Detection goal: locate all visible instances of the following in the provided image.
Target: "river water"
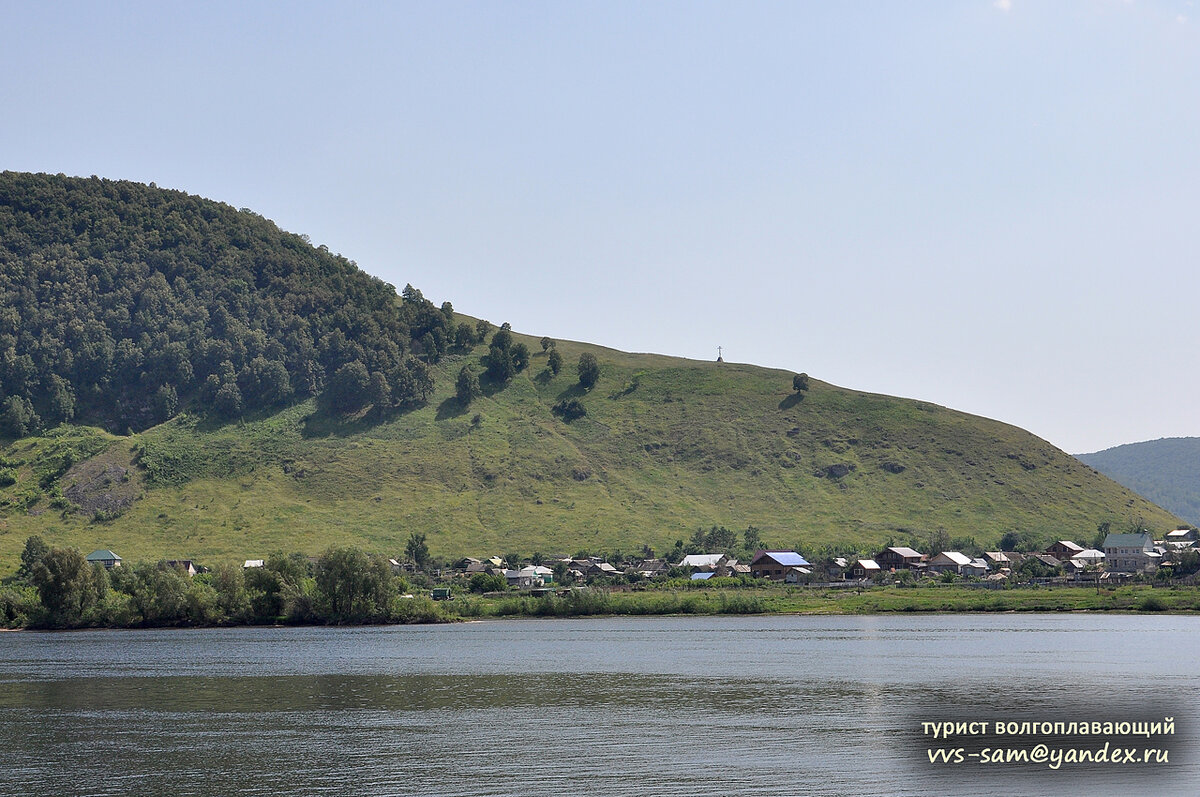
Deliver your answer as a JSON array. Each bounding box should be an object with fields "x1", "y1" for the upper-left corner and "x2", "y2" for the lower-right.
[{"x1": 1, "y1": 614, "x2": 1196, "y2": 796}]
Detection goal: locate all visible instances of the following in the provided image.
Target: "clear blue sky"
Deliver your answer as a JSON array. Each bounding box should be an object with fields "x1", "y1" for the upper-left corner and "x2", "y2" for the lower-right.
[{"x1": 2, "y1": 1, "x2": 1197, "y2": 453}]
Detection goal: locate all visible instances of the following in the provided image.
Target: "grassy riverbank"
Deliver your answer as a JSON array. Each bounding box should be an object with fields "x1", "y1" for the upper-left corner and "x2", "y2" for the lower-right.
[
  {"x1": 445, "y1": 583, "x2": 1200, "y2": 619},
  {"x1": 9, "y1": 572, "x2": 1198, "y2": 630}
]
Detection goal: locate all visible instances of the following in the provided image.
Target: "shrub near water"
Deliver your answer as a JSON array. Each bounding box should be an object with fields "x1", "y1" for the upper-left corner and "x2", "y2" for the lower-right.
[
  {"x1": 462, "y1": 588, "x2": 766, "y2": 618},
  {"x1": 1137, "y1": 595, "x2": 1167, "y2": 612}
]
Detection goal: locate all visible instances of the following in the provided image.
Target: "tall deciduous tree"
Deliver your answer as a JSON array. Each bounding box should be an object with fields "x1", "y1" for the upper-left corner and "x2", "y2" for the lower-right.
[
  {"x1": 17, "y1": 535, "x2": 49, "y2": 580},
  {"x1": 405, "y1": 532, "x2": 430, "y2": 571},
  {"x1": 315, "y1": 546, "x2": 395, "y2": 622},
  {"x1": 30, "y1": 547, "x2": 98, "y2": 627},
  {"x1": 577, "y1": 353, "x2": 600, "y2": 390},
  {"x1": 456, "y1": 365, "x2": 481, "y2": 404},
  {"x1": 323, "y1": 360, "x2": 370, "y2": 412}
]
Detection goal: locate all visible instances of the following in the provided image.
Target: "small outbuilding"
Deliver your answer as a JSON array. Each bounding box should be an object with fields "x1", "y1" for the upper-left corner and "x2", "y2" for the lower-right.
[
  {"x1": 783, "y1": 567, "x2": 812, "y2": 584},
  {"x1": 164, "y1": 559, "x2": 198, "y2": 576},
  {"x1": 849, "y1": 559, "x2": 881, "y2": 579}
]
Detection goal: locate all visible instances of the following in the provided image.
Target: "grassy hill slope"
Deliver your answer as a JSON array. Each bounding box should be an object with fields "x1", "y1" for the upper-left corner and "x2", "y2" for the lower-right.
[
  {"x1": 1077, "y1": 438, "x2": 1200, "y2": 526},
  {"x1": 0, "y1": 173, "x2": 1179, "y2": 571},
  {"x1": 0, "y1": 330, "x2": 1179, "y2": 571}
]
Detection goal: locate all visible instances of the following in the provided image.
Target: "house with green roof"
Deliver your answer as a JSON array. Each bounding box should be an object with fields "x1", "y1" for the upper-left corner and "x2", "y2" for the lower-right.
[
  {"x1": 1102, "y1": 533, "x2": 1159, "y2": 574},
  {"x1": 85, "y1": 549, "x2": 122, "y2": 569}
]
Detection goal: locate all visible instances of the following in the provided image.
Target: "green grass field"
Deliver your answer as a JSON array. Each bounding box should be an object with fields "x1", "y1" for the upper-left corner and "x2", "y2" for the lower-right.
[
  {"x1": 0, "y1": 329, "x2": 1180, "y2": 575},
  {"x1": 449, "y1": 583, "x2": 1200, "y2": 619}
]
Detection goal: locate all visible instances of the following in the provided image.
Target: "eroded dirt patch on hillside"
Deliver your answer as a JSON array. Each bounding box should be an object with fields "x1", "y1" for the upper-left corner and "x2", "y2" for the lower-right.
[{"x1": 62, "y1": 444, "x2": 143, "y2": 517}]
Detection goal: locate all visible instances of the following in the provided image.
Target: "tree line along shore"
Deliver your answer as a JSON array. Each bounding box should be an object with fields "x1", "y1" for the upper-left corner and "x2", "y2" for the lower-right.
[{"x1": 5, "y1": 535, "x2": 1200, "y2": 630}]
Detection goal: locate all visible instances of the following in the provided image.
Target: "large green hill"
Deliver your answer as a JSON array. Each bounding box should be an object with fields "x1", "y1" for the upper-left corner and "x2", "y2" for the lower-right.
[
  {"x1": 1077, "y1": 438, "x2": 1200, "y2": 527},
  {"x1": 0, "y1": 174, "x2": 1180, "y2": 571}
]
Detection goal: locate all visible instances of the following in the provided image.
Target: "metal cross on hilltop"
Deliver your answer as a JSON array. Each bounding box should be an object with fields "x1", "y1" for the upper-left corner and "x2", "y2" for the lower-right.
[{"x1": 717, "y1": 346, "x2": 724, "y2": 363}]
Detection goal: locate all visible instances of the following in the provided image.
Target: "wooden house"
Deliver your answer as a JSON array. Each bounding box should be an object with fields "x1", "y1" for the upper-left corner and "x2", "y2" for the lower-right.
[
  {"x1": 1045, "y1": 541, "x2": 1085, "y2": 561},
  {"x1": 875, "y1": 547, "x2": 924, "y2": 571},
  {"x1": 750, "y1": 550, "x2": 812, "y2": 580}
]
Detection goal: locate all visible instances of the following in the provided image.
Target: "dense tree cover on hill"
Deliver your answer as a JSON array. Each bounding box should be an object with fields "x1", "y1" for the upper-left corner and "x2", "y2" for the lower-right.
[
  {"x1": 1078, "y1": 438, "x2": 1200, "y2": 526},
  {"x1": 0, "y1": 172, "x2": 460, "y2": 435}
]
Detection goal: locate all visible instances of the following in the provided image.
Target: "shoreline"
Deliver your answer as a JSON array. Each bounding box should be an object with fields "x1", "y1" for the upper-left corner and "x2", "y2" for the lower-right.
[
  {"x1": 8, "y1": 609, "x2": 1200, "y2": 633},
  {"x1": 8, "y1": 583, "x2": 1200, "y2": 630}
]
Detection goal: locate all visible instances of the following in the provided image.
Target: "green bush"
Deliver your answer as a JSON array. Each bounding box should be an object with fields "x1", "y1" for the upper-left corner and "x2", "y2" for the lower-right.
[
  {"x1": 468, "y1": 572, "x2": 507, "y2": 593},
  {"x1": 389, "y1": 596, "x2": 451, "y2": 623},
  {"x1": 0, "y1": 586, "x2": 42, "y2": 628},
  {"x1": 1137, "y1": 595, "x2": 1166, "y2": 612},
  {"x1": 552, "y1": 399, "x2": 586, "y2": 422}
]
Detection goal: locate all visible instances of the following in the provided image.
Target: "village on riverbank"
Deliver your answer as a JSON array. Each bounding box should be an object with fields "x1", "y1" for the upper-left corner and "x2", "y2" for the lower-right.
[
  {"x1": 7, "y1": 522, "x2": 1200, "y2": 630},
  {"x1": 424, "y1": 525, "x2": 1199, "y2": 594}
]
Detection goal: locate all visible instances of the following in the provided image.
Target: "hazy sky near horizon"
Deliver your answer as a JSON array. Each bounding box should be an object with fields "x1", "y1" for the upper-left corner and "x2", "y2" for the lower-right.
[{"x1": 2, "y1": 1, "x2": 1197, "y2": 454}]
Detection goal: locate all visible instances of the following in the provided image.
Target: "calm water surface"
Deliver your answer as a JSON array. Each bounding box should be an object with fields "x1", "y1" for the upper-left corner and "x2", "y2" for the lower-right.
[{"x1": 1, "y1": 614, "x2": 1197, "y2": 796}]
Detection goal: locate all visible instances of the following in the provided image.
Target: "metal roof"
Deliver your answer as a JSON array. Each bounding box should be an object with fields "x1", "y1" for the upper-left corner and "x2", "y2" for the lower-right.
[
  {"x1": 678, "y1": 554, "x2": 725, "y2": 568},
  {"x1": 86, "y1": 549, "x2": 121, "y2": 561},
  {"x1": 690, "y1": 572, "x2": 716, "y2": 580},
  {"x1": 1103, "y1": 532, "x2": 1153, "y2": 549},
  {"x1": 887, "y1": 547, "x2": 923, "y2": 558},
  {"x1": 932, "y1": 551, "x2": 972, "y2": 566},
  {"x1": 751, "y1": 550, "x2": 811, "y2": 567}
]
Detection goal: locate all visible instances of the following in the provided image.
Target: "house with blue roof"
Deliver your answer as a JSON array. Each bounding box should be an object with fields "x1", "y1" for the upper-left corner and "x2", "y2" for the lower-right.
[{"x1": 750, "y1": 550, "x2": 811, "y2": 580}]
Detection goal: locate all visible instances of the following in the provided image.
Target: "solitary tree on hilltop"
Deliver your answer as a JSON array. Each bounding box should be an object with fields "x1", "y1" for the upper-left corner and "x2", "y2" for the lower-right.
[
  {"x1": 792, "y1": 373, "x2": 810, "y2": 392},
  {"x1": 577, "y1": 353, "x2": 600, "y2": 390}
]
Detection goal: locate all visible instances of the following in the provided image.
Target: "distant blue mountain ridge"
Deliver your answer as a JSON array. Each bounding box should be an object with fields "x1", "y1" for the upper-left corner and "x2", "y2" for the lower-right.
[{"x1": 1077, "y1": 437, "x2": 1200, "y2": 527}]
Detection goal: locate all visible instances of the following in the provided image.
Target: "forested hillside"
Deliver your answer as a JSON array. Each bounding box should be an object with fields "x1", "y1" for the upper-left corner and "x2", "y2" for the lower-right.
[
  {"x1": 1078, "y1": 438, "x2": 1200, "y2": 526},
  {"x1": 0, "y1": 172, "x2": 479, "y2": 435},
  {"x1": 0, "y1": 173, "x2": 1182, "y2": 571}
]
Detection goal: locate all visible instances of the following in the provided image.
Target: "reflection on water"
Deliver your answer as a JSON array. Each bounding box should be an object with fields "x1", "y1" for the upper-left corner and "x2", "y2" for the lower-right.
[{"x1": 1, "y1": 615, "x2": 1197, "y2": 796}]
